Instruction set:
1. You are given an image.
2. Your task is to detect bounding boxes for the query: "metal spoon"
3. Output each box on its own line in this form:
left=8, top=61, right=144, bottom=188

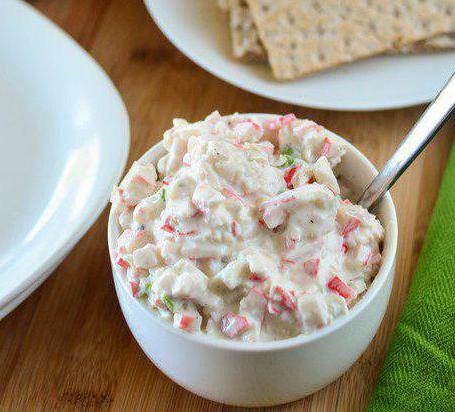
left=358, top=73, right=455, bottom=210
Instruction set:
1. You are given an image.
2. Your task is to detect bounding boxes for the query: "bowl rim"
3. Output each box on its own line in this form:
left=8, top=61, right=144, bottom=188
left=108, top=113, right=398, bottom=353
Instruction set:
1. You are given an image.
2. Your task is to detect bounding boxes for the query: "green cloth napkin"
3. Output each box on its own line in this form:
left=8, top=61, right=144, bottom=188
left=368, top=146, right=455, bottom=412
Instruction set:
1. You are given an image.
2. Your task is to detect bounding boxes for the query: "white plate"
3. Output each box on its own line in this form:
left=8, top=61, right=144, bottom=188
left=0, top=0, right=130, bottom=317
left=144, top=0, right=455, bottom=111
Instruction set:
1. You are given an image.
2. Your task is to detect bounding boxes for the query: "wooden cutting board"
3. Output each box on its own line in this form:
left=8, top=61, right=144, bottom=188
left=1, top=0, right=454, bottom=410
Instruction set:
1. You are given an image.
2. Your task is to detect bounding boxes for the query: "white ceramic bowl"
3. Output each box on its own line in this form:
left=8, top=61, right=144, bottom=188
left=108, top=116, right=398, bottom=407
left=0, top=0, right=130, bottom=318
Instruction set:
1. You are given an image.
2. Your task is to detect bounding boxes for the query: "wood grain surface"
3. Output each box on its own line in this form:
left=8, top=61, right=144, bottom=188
left=1, top=1, right=454, bottom=410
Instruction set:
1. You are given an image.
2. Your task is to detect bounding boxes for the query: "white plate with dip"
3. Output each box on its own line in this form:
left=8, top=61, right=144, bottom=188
left=144, top=0, right=455, bottom=111
left=0, top=0, right=130, bottom=319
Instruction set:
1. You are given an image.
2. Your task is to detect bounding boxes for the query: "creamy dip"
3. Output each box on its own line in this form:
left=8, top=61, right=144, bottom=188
left=111, top=112, right=384, bottom=342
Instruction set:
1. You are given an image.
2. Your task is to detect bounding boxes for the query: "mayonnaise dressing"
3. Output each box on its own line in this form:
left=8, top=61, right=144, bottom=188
left=111, top=112, right=384, bottom=342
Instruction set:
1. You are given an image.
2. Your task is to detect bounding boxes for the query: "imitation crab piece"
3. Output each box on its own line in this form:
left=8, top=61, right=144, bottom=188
left=129, top=280, right=140, bottom=297
left=233, top=120, right=263, bottom=141
left=239, top=287, right=267, bottom=332
left=246, top=252, right=275, bottom=280
left=118, top=210, right=133, bottom=230
left=367, top=253, right=381, bottom=266
left=312, top=156, right=340, bottom=195
left=284, top=237, right=297, bottom=250
left=342, top=217, right=361, bottom=238
left=173, top=309, right=202, bottom=333
left=231, top=221, right=239, bottom=237
left=260, top=190, right=297, bottom=229
left=260, top=184, right=337, bottom=241
left=171, top=263, right=221, bottom=309
left=268, top=286, right=298, bottom=314
left=302, top=258, right=320, bottom=277
left=328, top=275, right=355, bottom=299
left=131, top=175, right=151, bottom=186
left=263, top=117, right=281, bottom=131
left=249, top=273, right=268, bottom=282
left=177, top=229, right=198, bottom=237
left=360, top=247, right=382, bottom=267
left=320, top=137, right=332, bottom=157
left=220, top=313, right=249, bottom=338
left=178, top=314, right=194, bottom=330
left=222, top=187, right=247, bottom=207
left=134, top=229, right=152, bottom=244
left=159, top=215, right=198, bottom=237
left=261, top=203, right=287, bottom=229
left=133, top=194, right=164, bottom=224
left=192, top=183, right=223, bottom=211
left=256, top=141, right=275, bottom=154
left=297, top=294, right=332, bottom=331
left=160, top=216, right=175, bottom=233
left=118, top=162, right=158, bottom=207
left=212, top=259, right=247, bottom=290
left=116, top=257, right=129, bottom=270
left=233, top=142, right=247, bottom=150
left=280, top=113, right=297, bottom=126
left=213, top=252, right=274, bottom=290
left=284, top=166, right=300, bottom=189
left=167, top=136, right=189, bottom=174
left=293, top=120, right=323, bottom=138
left=341, top=243, right=349, bottom=254
left=153, top=260, right=222, bottom=310
left=116, top=229, right=136, bottom=255
left=133, top=244, right=160, bottom=269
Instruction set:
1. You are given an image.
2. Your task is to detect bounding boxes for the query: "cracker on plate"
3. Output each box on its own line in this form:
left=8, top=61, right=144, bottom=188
left=398, top=32, right=455, bottom=53
left=227, top=3, right=455, bottom=59
left=215, top=0, right=266, bottom=59
left=244, top=0, right=455, bottom=79
left=228, top=0, right=267, bottom=60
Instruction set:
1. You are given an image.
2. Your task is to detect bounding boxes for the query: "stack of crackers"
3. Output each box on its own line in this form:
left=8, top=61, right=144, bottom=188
left=216, top=0, right=455, bottom=80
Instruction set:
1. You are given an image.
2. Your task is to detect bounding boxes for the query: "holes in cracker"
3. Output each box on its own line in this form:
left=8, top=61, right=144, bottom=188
left=393, top=7, right=402, bottom=18
left=317, top=24, right=325, bottom=36
left=311, top=1, right=322, bottom=13
left=420, top=19, right=432, bottom=31
left=368, top=21, right=377, bottom=33
left=286, top=12, right=295, bottom=25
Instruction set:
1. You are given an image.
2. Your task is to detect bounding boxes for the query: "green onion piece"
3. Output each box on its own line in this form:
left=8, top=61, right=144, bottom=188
left=161, top=188, right=166, bottom=202
left=144, top=282, right=152, bottom=295
left=279, top=154, right=295, bottom=168
left=162, top=293, right=174, bottom=313
left=282, top=146, right=293, bottom=156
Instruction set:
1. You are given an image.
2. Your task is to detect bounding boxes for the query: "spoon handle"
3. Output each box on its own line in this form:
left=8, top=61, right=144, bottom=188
left=358, top=73, right=455, bottom=210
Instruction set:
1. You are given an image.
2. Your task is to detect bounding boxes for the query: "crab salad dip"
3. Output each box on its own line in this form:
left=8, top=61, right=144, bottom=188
left=111, top=112, right=384, bottom=342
